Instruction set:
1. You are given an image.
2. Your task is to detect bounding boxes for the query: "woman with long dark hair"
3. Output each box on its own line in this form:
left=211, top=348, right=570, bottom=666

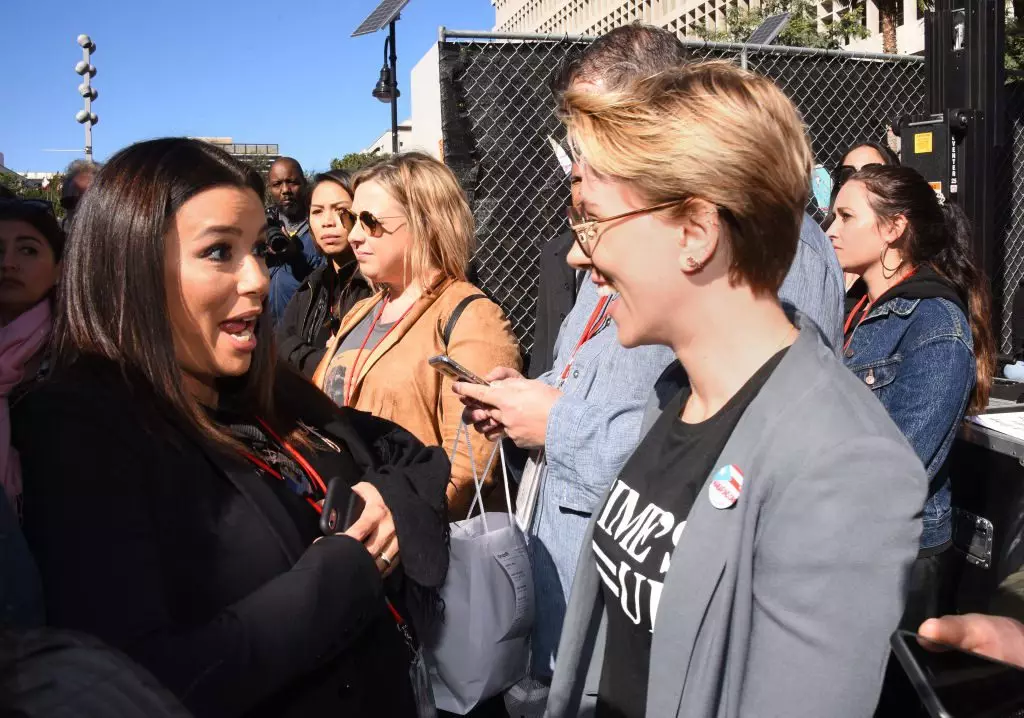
left=277, top=170, right=371, bottom=377
left=829, top=164, right=995, bottom=625
left=0, top=199, right=63, bottom=630
left=13, top=138, right=450, bottom=717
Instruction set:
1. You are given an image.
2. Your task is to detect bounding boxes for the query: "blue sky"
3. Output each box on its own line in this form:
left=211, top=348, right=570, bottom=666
left=1, top=0, right=495, bottom=173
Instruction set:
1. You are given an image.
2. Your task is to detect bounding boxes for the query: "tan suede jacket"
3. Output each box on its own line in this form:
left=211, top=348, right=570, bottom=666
left=314, top=278, right=521, bottom=517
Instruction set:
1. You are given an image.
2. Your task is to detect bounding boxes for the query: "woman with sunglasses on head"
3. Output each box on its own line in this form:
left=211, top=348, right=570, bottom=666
left=541, top=62, right=926, bottom=718
left=13, top=139, right=451, bottom=717
left=0, top=199, right=63, bottom=631
left=830, top=141, right=901, bottom=309
left=829, top=165, right=995, bottom=629
left=313, top=153, right=520, bottom=517
left=277, top=170, right=372, bottom=377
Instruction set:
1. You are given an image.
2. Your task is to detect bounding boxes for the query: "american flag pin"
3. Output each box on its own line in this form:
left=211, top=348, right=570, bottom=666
left=709, top=464, right=744, bottom=509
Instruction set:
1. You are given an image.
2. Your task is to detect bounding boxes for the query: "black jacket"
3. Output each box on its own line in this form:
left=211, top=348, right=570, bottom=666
left=528, top=230, right=580, bottom=378
left=13, top=358, right=450, bottom=718
left=277, top=260, right=372, bottom=378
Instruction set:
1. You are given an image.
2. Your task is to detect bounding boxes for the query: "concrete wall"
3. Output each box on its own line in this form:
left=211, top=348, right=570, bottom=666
left=410, top=43, right=443, bottom=159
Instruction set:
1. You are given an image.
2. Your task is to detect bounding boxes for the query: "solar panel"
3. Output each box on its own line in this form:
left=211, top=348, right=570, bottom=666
left=351, top=0, right=411, bottom=37
left=746, top=12, right=791, bottom=45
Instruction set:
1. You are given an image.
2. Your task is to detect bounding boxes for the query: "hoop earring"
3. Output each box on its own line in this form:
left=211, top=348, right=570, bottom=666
left=880, top=244, right=903, bottom=280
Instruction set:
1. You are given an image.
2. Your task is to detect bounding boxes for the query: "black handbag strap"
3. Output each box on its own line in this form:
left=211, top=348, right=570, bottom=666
left=443, top=294, right=486, bottom=348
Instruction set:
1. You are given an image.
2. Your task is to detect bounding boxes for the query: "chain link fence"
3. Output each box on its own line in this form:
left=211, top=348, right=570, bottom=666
left=439, top=31, right=926, bottom=357
left=995, top=79, right=1024, bottom=354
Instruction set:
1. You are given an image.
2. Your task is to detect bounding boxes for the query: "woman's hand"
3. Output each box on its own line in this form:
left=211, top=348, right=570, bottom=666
left=919, top=614, right=1024, bottom=668
left=344, top=482, right=399, bottom=578
left=453, top=367, right=562, bottom=449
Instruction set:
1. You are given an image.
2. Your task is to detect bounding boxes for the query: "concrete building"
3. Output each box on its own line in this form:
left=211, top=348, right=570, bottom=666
left=410, top=44, right=444, bottom=159
left=491, top=0, right=923, bottom=54
left=362, top=120, right=414, bottom=155
left=194, top=137, right=280, bottom=174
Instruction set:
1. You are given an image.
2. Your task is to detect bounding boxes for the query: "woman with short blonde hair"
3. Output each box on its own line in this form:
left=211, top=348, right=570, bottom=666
left=544, top=61, right=927, bottom=718
left=315, top=152, right=520, bottom=517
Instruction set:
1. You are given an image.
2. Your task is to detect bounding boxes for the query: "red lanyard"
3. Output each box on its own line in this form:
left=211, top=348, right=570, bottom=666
left=842, top=270, right=917, bottom=352
left=236, top=419, right=413, bottom=631
left=559, top=295, right=613, bottom=384
left=238, top=418, right=329, bottom=513
left=344, top=297, right=415, bottom=408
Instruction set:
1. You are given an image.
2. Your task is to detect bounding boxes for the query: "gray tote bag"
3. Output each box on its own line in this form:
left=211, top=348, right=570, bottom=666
left=426, top=422, right=535, bottom=714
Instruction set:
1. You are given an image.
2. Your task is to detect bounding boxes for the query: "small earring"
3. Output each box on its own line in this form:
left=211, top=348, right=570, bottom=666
left=683, top=255, right=704, bottom=273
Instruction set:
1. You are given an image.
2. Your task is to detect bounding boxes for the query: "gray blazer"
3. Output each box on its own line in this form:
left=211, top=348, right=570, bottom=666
left=544, top=314, right=927, bottom=718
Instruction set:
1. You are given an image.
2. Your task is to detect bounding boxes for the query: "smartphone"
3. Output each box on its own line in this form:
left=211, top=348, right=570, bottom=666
left=319, top=477, right=366, bottom=535
left=890, top=629, right=1024, bottom=718
left=428, top=354, right=489, bottom=385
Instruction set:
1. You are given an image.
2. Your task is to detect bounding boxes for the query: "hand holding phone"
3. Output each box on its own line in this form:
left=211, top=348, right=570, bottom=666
left=428, top=354, right=489, bottom=385
left=890, top=628, right=1024, bottom=717
left=320, top=477, right=366, bottom=535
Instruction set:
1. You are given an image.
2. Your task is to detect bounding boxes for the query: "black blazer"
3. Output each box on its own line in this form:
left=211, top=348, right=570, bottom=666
left=13, top=358, right=449, bottom=717
left=528, top=230, right=579, bottom=379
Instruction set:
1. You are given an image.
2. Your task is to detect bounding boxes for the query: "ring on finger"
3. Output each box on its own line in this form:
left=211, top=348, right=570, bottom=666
left=378, top=551, right=392, bottom=569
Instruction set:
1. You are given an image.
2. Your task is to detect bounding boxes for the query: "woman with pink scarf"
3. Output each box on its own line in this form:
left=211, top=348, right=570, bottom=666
left=0, top=198, right=63, bottom=629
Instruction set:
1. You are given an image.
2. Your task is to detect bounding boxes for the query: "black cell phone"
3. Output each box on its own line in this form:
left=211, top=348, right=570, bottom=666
left=319, top=477, right=366, bottom=535
left=890, top=629, right=1024, bottom=718
left=427, top=354, right=489, bottom=385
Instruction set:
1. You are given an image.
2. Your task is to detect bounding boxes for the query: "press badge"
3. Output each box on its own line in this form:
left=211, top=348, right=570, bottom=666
left=709, top=464, right=744, bottom=509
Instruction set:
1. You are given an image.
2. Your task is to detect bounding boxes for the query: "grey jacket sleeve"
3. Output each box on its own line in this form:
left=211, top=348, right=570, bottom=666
left=738, top=434, right=925, bottom=718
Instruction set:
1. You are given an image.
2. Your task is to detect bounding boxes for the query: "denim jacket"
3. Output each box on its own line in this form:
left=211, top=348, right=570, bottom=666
left=529, top=278, right=677, bottom=677
left=843, top=293, right=975, bottom=550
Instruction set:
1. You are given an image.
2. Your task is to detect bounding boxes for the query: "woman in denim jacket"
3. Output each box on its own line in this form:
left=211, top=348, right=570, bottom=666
left=829, top=165, right=996, bottom=625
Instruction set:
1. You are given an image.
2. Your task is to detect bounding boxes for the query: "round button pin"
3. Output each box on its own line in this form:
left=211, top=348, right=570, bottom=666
left=709, top=464, right=744, bottom=509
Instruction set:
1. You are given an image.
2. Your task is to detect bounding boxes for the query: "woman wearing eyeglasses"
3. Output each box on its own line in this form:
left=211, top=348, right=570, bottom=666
left=277, top=170, right=372, bottom=377
left=313, top=153, right=520, bottom=517
left=543, top=62, right=926, bottom=718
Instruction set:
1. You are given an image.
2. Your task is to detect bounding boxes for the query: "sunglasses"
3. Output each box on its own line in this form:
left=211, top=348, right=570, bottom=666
left=338, top=208, right=406, bottom=239
left=834, top=162, right=884, bottom=186
left=0, top=198, right=56, bottom=218
left=566, top=200, right=680, bottom=259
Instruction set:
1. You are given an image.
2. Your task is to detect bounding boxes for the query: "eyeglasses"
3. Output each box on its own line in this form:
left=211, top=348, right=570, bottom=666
left=566, top=200, right=680, bottom=259
left=0, top=198, right=56, bottom=218
left=338, top=208, right=406, bottom=238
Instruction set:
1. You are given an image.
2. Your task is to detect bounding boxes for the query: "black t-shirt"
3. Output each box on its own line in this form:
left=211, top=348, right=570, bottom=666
left=593, top=348, right=788, bottom=718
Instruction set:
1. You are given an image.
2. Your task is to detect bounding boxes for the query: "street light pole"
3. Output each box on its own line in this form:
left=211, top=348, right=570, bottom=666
left=388, top=20, right=398, bottom=154
left=74, top=35, right=98, bottom=162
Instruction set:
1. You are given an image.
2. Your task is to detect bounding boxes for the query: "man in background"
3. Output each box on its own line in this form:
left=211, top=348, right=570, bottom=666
left=529, top=164, right=583, bottom=378
left=60, top=159, right=98, bottom=233
left=266, top=157, right=323, bottom=322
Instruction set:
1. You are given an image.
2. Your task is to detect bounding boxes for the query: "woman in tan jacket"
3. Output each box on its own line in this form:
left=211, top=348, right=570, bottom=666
left=314, top=153, right=520, bottom=517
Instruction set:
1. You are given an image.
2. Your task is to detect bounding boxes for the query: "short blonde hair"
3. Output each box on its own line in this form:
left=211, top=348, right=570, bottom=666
left=561, top=61, right=813, bottom=295
left=352, top=152, right=473, bottom=290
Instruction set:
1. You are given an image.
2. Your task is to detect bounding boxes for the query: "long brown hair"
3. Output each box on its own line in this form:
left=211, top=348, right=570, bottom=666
left=53, top=137, right=280, bottom=449
left=851, top=164, right=995, bottom=414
